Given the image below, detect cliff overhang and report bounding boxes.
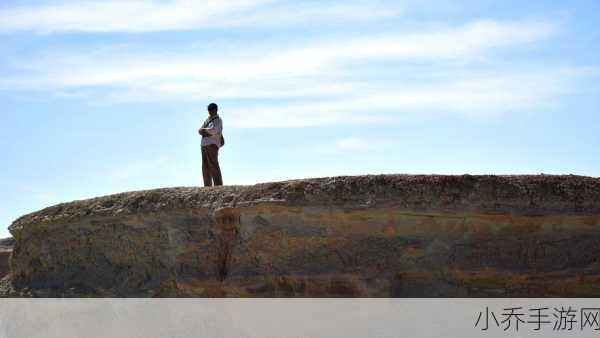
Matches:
[4,174,600,297]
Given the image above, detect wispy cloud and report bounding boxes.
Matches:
[108,155,172,181]
[0,0,272,33]
[0,0,396,33]
[229,68,588,127]
[3,19,557,93]
[333,138,374,152]
[326,19,556,60]
[1,17,590,128]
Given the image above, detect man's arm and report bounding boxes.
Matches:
[203,118,223,136]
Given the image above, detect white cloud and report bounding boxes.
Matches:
[108,155,171,181]
[0,0,396,33]
[228,69,581,128]
[0,0,271,33]
[334,138,373,152]
[4,19,558,93]
[322,19,556,60]
[1,17,588,128]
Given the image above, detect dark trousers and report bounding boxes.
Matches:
[202,144,223,187]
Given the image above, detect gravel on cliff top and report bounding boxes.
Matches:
[8,174,600,233]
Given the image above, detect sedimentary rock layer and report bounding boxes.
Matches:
[0,237,14,280]
[5,175,600,297]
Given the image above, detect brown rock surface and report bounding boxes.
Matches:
[0,237,14,280]
[4,174,600,297]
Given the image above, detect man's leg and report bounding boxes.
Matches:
[206,144,223,186]
[201,146,213,187]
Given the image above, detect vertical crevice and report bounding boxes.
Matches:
[214,208,240,282]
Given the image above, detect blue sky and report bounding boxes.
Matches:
[1,0,599,237]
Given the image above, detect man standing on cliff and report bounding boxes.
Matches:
[198,103,224,187]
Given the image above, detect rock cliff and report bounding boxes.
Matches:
[0,237,13,280]
[4,174,600,297]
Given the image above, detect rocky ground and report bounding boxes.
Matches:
[2,174,600,297]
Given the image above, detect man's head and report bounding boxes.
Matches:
[208,103,218,116]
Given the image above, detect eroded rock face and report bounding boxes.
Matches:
[5,175,600,297]
[0,237,14,280]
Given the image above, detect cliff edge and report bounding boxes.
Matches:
[4,174,600,297]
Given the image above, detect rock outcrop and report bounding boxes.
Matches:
[0,237,14,280]
[4,174,600,297]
